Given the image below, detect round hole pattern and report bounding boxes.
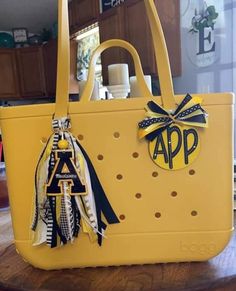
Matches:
[191,210,198,216]
[132,152,139,159]
[116,174,123,180]
[171,191,178,197]
[114,132,120,138]
[152,171,158,178]
[41,137,47,144]
[78,134,84,141]
[135,193,142,199]
[155,212,161,219]
[189,169,195,176]
[119,214,125,220]
[97,154,104,161]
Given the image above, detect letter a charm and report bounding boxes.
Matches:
[46,150,87,196]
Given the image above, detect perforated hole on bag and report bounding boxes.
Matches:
[135,193,142,199]
[116,174,123,180]
[113,132,120,139]
[77,134,84,141]
[171,191,178,197]
[191,210,198,216]
[155,212,161,219]
[189,169,195,176]
[119,214,126,220]
[152,171,158,178]
[97,154,104,161]
[132,152,139,158]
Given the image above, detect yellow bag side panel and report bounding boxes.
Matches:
[0,94,234,270]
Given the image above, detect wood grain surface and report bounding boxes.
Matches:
[0,210,236,291]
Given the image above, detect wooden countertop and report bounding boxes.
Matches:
[1,210,236,291]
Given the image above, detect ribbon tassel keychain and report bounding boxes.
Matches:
[32,117,119,248]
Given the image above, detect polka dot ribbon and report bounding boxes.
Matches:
[138,94,208,141]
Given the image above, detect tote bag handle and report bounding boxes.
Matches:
[54,0,176,118]
[55,0,70,118]
[144,0,175,109]
[80,39,153,102]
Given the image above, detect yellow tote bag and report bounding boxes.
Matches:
[0,0,234,270]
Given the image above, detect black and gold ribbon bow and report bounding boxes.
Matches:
[138,94,208,141]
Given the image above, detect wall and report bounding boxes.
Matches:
[174,0,234,94]
[173,0,235,154]
[0,0,57,34]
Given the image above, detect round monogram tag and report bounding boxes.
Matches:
[149,124,200,170]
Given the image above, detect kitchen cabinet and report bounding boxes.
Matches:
[0,47,47,99]
[124,0,156,76]
[155,0,181,77]
[43,40,57,97]
[0,44,55,99]
[99,6,126,84]
[69,0,77,33]
[0,49,20,99]
[43,39,79,96]
[17,47,46,98]
[69,0,100,34]
[0,40,78,100]
[99,0,181,84]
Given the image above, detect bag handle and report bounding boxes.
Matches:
[144,0,176,110]
[80,39,153,102]
[54,0,176,118]
[54,0,70,119]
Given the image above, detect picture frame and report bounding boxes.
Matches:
[12,28,28,44]
[101,0,125,13]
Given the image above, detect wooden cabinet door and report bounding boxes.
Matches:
[99,6,126,85]
[69,0,77,33]
[99,0,181,81]
[155,0,181,77]
[124,0,156,76]
[17,47,46,98]
[72,0,99,32]
[124,0,181,77]
[0,49,20,99]
[43,40,57,97]
[43,40,79,97]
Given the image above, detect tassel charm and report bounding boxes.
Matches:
[32,117,119,248]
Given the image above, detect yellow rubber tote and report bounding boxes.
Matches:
[0,0,234,270]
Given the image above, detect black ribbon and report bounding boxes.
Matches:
[76,140,120,246]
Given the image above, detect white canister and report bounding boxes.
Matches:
[130,75,152,97]
[107,84,130,99]
[108,64,129,86]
